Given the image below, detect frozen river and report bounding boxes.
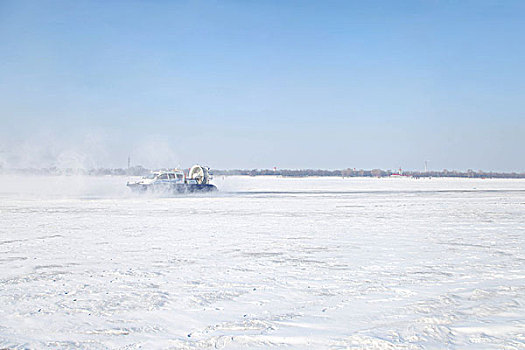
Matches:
[0,175,524,349]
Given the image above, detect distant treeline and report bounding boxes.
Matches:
[0,166,151,176]
[2,166,525,178]
[213,169,525,178]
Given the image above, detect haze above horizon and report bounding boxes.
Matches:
[1,0,524,171]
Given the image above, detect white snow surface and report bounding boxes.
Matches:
[0,175,524,349]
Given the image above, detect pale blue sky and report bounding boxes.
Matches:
[1,0,524,170]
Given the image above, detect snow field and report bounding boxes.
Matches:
[0,176,524,349]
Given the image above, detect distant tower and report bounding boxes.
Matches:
[424,160,428,173]
[128,155,131,169]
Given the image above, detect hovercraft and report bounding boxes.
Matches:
[127,165,217,193]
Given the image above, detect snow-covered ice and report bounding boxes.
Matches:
[0,175,524,349]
